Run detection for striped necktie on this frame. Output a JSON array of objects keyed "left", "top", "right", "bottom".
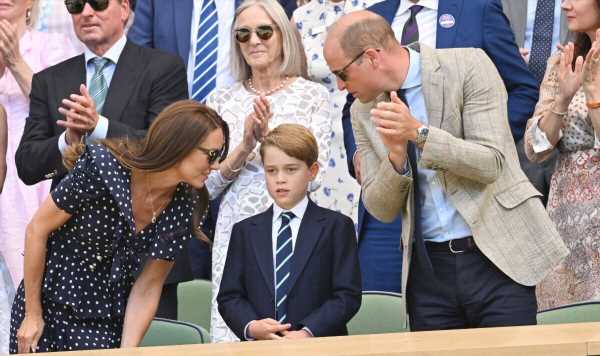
[
  {"left": 89, "top": 57, "right": 110, "bottom": 114},
  {"left": 401, "top": 5, "right": 424, "bottom": 46},
  {"left": 275, "top": 211, "right": 295, "bottom": 323},
  {"left": 191, "top": 0, "right": 218, "bottom": 103},
  {"left": 529, "top": 0, "right": 555, "bottom": 84}
]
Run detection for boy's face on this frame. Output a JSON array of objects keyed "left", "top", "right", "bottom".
[{"left": 262, "top": 146, "right": 319, "bottom": 210}]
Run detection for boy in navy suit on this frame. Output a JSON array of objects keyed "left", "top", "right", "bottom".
[{"left": 217, "top": 124, "right": 361, "bottom": 341}]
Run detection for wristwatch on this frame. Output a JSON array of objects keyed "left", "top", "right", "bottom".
[{"left": 416, "top": 125, "right": 429, "bottom": 149}]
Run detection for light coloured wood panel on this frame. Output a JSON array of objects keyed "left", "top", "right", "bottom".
[
  {"left": 588, "top": 341, "right": 600, "bottom": 355},
  {"left": 33, "top": 322, "right": 600, "bottom": 356}
]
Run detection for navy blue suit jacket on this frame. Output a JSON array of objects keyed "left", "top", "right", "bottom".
[
  {"left": 347, "top": 0, "right": 539, "bottom": 235},
  {"left": 217, "top": 200, "right": 362, "bottom": 340}
]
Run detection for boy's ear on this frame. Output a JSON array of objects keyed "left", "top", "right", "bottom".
[{"left": 309, "top": 162, "right": 319, "bottom": 180}]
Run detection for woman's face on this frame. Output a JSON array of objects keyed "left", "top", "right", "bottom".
[
  {"left": 234, "top": 5, "right": 283, "bottom": 72},
  {"left": 562, "top": 0, "right": 600, "bottom": 34},
  {"left": 176, "top": 128, "right": 225, "bottom": 189},
  {"left": 0, "top": 0, "right": 32, "bottom": 24}
]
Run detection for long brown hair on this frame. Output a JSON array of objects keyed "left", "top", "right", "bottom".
[
  {"left": 572, "top": 0, "right": 600, "bottom": 68},
  {"left": 64, "top": 100, "right": 230, "bottom": 242}
]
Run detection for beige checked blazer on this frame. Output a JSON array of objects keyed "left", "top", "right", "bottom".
[{"left": 351, "top": 45, "right": 568, "bottom": 294}]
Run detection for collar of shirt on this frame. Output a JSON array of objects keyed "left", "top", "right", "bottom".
[
  {"left": 401, "top": 47, "right": 422, "bottom": 90},
  {"left": 272, "top": 195, "right": 310, "bottom": 224},
  {"left": 397, "top": 0, "right": 438, "bottom": 15},
  {"left": 84, "top": 34, "right": 127, "bottom": 65}
]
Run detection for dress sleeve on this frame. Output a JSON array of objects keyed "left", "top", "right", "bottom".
[
  {"left": 50, "top": 146, "right": 102, "bottom": 214},
  {"left": 149, "top": 227, "right": 191, "bottom": 261},
  {"left": 524, "top": 54, "right": 562, "bottom": 163},
  {"left": 307, "top": 84, "right": 332, "bottom": 192}
]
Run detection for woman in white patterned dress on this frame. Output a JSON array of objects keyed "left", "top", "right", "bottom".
[
  {"left": 206, "top": 0, "right": 331, "bottom": 342},
  {"left": 292, "top": 0, "right": 382, "bottom": 221}
]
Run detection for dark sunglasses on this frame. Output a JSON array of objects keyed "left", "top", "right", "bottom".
[
  {"left": 65, "top": 0, "right": 110, "bottom": 14},
  {"left": 234, "top": 25, "right": 275, "bottom": 43},
  {"left": 196, "top": 146, "right": 226, "bottom": 165},
  {"left": 332, "top": 50, "right": 366, "bottom": 82}
]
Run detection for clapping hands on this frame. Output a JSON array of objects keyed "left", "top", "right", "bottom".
[{"left": 242, "top": 95, "right": 273, "bottom": 152}]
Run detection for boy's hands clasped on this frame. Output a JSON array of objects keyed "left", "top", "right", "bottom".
[{"left": 247, "top": 318, "right": 312, "bottom": 340}]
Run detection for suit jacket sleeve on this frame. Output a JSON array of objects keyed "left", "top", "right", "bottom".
[
  {"left": 106, "top": 53, "right": 188, "bottom": 139},
  {"left": 351, "top": 103, "right": 411, "bottom": 222},
  {"left": 15, "top": 73, "right": 67, "bottom": 185},
  {"left": 127, "top": 0, "right": 155, "bottom": 48},
  {"left": 483, "top": 0, "right": 538, "bottom": 142},
  {"left": 217, "top": 222, "right": 260, "bottom": 341},
  {"left": 420, "top": 49, "right": 508, "bottom": 185},
  {"left": 298, "top": 215, "right": 361, "bottom": 336}
]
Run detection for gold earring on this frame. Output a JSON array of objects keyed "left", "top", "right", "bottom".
[{"left": 26, "top": 8, "right": 32, "bottom": 26}]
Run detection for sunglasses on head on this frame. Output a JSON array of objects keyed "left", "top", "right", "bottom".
[
  {"left": 64, "top": 0, "right": 110, "bottom": 14},
  {"left": 196, "top": 146, "right": 226, "bottom": 165},
  {"left": 234, "top": 25, "right": 275, "bottom": 43}
]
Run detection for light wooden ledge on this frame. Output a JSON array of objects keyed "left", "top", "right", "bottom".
[{"left": 37, "top": 322, "right": 600, "bottom": 356}]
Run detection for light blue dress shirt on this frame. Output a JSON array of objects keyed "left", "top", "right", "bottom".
[
  {"left": 524, "top": 0, "right": 562, "bottom": 54},
  {"left": 58, "top": 35, "right": 127, "bottom": 154},
  {"left": 402, "top": 48, "right": 472, "bottom": 243}
]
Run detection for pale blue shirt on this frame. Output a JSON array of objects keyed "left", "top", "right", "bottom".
[
  {"left": 403, "top": 48, "right": 472, "bottom": 243},
  {"left": 524, "top": 0, "right": 562, "bottom": 54},
  {"left": 58, "top": 34, "right": 127, "bottom": 154}
]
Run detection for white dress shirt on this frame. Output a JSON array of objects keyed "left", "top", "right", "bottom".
[
  {"left": 187, "top": 0, "right": 236, "bottom": 94},
  {"left": 58, "top": 34, "right": 128, "bottom": 154},
  {"left": 391, "top": 0, "right": 438, "bottom": 48}
]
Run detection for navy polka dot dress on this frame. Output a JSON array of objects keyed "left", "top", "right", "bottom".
[{"left": 9, "top": 144, "right": 194, "bottom": 353}]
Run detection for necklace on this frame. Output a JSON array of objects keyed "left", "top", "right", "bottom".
[
  {"left": 247, "top": 76, "right": 289, "bottom": 96},
  {"left": 145, "top": 173, "right": 171, "bottom": 224}
]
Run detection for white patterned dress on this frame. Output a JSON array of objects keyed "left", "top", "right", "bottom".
[
  {"left": 293, "top": 0, "right": 383, "bottom": 223},
  {"left": 206, "top": 77, "right": 331, "bottom": 342}
]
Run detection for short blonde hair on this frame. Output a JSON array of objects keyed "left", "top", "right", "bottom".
[
  {"left": 259, "top": 124, "right": 318, "bottom": 167},
  {"left": 230, "top": 0, "right": 304, "bottom": 81}
]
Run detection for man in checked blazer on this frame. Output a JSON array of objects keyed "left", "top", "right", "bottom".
[{"left": 324, "top": 11, "right": 568, "bottom": 331}]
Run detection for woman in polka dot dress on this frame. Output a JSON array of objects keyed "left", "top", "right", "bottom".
[{"left": 9, "top": 101, "right": 229, "bottom": 353}]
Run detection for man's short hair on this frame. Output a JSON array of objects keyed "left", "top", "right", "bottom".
[
  {"left": 259, "top": 124, "right": 318, "bottom": 167},
  {"left": 339, "top": 15, "right": 396, "bottom": 60}
]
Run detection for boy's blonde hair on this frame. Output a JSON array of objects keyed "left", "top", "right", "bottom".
[{"left": 259, "top": 124, "right": 318, "bottom": 167}]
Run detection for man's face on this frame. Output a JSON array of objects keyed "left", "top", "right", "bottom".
[
  {"left": 324, "top": 42, "right": 380, "bottom": 103},
  {"left": 71, "top": 0, "right": 129, "bottom": 51}
]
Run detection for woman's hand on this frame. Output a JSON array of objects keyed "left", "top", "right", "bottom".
[
  {"left": 556, "top": 42, "right": 584, "bottom": 110},
  {"left": 0, "top": 19, "right": 23, "bottom": 70},
  {"left": 583, "top": 29, "right": 600, "bottom": 101},
  {"left": 242, "top": 113, "right": 260, "bottom": 152},
  {"left": 253, "top": 95, "right": 272, "bottom": 142},
  {"left": 16, "top": 313, "right": 45, "bottom": 353}
]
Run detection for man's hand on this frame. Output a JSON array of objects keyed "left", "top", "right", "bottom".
[
  {"left": 248, "top": 318, "right": 291, "bottom": 340},
  {"left": 282, "top": 329, "right": 312, "bottom": 339},
  {"left": 57, "top": 84, "right": 100, "bottom": 142},
  {"left": 519, "top": 47, "right": 530, "bottom": 63},
  {"left": 371, "top": 91, "right": 420, "bottom": 151}
]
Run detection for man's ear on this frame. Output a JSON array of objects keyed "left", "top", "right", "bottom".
[
  {"left": 364, "top": 48, "right": 380, "bottom": 67},
  {"left": 308, "top": 162, "right": 319, "bottom": 180}
]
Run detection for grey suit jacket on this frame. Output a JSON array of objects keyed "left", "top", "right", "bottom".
[
  {"left": 350, "top": 46, "right": 568, "bottom": 294},
  {"left": 501, "top": 0, "right": 572, "bottom": 47}
]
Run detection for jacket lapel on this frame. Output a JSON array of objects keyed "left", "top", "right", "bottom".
[
  {"left": 102, "top": 41, "right": 142, "bottom": 123},
  {"left": 287, "top": 200, "right": 324, "bottom": 293},
  {"left": 250, "top": 207, "right": 276, "bottom": 297},
  {"left": 435, "top": 0, "right": 462, "bottom": 48},
  {"left": 420, "top": 46, "right": 444, "bottom": 128},
  {"left": 174, "top": 0, "right": 193, "bottom": 64},
  {"left": 59, "top": 55, "right": 87, "bottom": 115}
]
